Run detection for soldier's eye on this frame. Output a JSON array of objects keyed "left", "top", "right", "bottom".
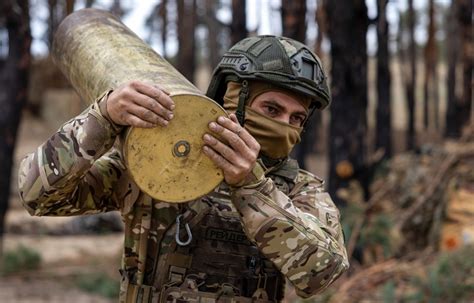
[
  {"left": 290, "top": 114, "right": 306, "bottom": 126},
  {"left": 265, "top": 106, "right": 279, "bottom": 116}
]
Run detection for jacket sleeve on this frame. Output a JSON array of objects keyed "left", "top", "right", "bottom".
[
  {"left": 17, "top": 99, "right": 128, "bottom": 216},
  {"left": 231, "top": 168, "right": 349, "bottom": 298}
]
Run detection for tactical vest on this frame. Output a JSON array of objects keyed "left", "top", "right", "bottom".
[{"left": 123, "top": 160, "right": 299, "bottom": 303}]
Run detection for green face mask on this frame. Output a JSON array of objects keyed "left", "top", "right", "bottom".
[{"left": 244, "top": 106, "right": 302, "bottom": 159}]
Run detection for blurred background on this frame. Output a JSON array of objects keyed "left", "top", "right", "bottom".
[{"left": 0, "top": 0, "right": 472, "bottom": 302}]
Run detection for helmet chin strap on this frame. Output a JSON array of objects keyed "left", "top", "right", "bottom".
[{"left": 235, "top": 80, "right": 249, "bottom": 126}]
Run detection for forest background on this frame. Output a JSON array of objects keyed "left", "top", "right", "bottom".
[{"left": 0, "top": 0, "right": 472, "bottom": 302}]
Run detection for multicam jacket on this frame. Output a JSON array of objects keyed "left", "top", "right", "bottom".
[{"left": 18, "top": 101, "right": 349, "bottom": 302}]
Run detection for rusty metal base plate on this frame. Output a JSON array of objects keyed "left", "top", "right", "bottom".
[{"left": 123, "top": 94, "right": 228, "bottom": 203}]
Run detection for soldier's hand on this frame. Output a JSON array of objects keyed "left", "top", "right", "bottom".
[
  {"left": 202, "top": 113, "right": 260, "bottom": 186},
  {"left": 106, "top": 80, "right": 175, "bottom": 128}
]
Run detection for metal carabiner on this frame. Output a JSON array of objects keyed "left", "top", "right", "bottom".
[{"left": 175, "top": 214, "right": 192, "bottom": 246}]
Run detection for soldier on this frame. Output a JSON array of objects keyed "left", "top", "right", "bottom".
[{"left": 18, "top": 36, "right": 348, "bottom": 302}]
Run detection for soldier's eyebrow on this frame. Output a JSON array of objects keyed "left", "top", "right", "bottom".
[
  {"left": 262, "top": 100, "right": 285, "bottom": 111},
  {"left": 262, "top": 99, "right": 308, "bottom": 116}
]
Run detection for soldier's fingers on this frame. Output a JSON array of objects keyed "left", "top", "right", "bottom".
[
  {"left": 127, "top": 103, "right": 169, "bottom": 127},
  {"left": 212, "top": 115, "right": 259, "bottom": 156},
  {"left": 125, "top": 114, "right": 156, "bottom": 128},
  {"left": 132, "top": 81, "right": 175, "bottom": 111},
  {"left": 208, "top": 121, "right": 249, "bottom": 155},
  {"left": 152, "top": 84, "right": 170, "bottom": 95},
  {"left": 203, "top": 133, "right": 239, "bottom": 163},
  {"left": 131, "top": 92, "right": 174, "bottom": 121},
  {"left": 228, "top": 114, "right": 260, "bottom": 152},
  {"left": 202, "top": 145, "right": 234, "bottom": 171}
]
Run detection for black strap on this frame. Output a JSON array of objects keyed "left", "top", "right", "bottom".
[{"left": 236, "top": 80, "right": 249, "bottom": 125}]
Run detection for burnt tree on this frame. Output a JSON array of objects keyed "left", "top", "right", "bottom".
[
  {"left": 326, "top": 1, "right": 369, "bottom": 204},
  {"left": 205, "top": 0, "right": 222, "bottom": 68},
  {"left": 47, "top": 0, "right": 75, "bottom": 47},
  {"left": 457, "top": 0, "right": 472, "bottom": 132},
  {"left": 459, "top": 0, "right": 474, "bottom": 130},
  {"left": 314, "top": 0, "right": 328, "bottom": 57},
  {"left": 230, "top": 0, "right": 247, "bottom": 46},
  {"left": 423, "top": 0, "right": 439, "bottom": 131},
  {"left": 109, "top": 0, "right": 125, "bottom": 18},
  {"left": 176, "top": 0, "right": 197, "bottom": 82},
  {"left": 375, "top": 0, "right": 392, "bottom": 159},
  {"left": 281, "top": 0, "right": 306, "bottom": 42},
  {"left": 0, "top": 0, "right": 31, "bottom": 253},
  {"left": 145, "top": 0, "right": 168, "bottom": 59},
  {"left": 85, "top": 0, "right": 95, "bottom": 8},
  {"left": 402, "top": 0, "right": 417, "bottom": 150},
  {"left": 445, "top": 0, "right": 460, "bottom": 137},
  {"left": 445, "top": 0, "right": 472, "bottom": 137}
]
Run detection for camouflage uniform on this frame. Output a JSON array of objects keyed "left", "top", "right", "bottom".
[{"left": 18, "top": 96, "right": 349, "bottom": 302}]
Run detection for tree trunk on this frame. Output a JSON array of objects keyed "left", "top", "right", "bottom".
[
  {"left": 85, "top": 0, "right": 95, "bottom": 8},
  {"left": 445, "top": 0, "right": 460, "bottom": 137},
  {"left": 405, "top": 0, "right": 417, "bottom": 150},
  {"left": 281, "top": 0, "right": 306, "bottom": 42},
  {"left": 230, "top": 0, "right": 247, "bottom": 46},
  {"left": 160, "top": 0, "right": 168, "bottom": 59},
  {"left": 458, "top": 0, "right": 472, "bottom": 131},
  {"left": 375, "top": 0, "right": 391, "bottom": 159},
  {"left": 423, "top": 0, "right": 438, "bottom": 132},
  {"left": 47, "top": 0, "right": 59, "bottom": 47},
  {"left": 47, "top": 0, "right": 75, "bottom": 47},
  {"left": 176, "top": 0, "right": 196, "bottom": 82},
  {"left": 0, "top": 0, "right": 31, "bottom": 254},
  {"left": 205, "top": 0, "right": 220, "bottom": 68},
  {"left": 326, "top": 0, "right": 369, "bottom": 205},
  {"left": 66, "top": 0, "right": 75, "bottom": 15},
  {"left": 110, "top": 0, "right": 125, "bottom": 18},
  {"left": 314, "top": 0, "right": 327, "bottom": 57},
  {"left": 445, "top": 0, "right": 472, "bottom": 137}
]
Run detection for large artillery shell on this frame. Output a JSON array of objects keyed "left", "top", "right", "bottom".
[{"left": 52, "top": 8, "right": 227, "bottom": 203}]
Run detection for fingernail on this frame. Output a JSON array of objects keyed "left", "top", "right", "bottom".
[
  {"left": 217, "top": 116, "right": 226, "bottom": 123},
  {"left": 209, "top": 122, "right": 217, "bottom": 129},
  {"left": 203, "top": 134, "right": 210, "bottom": 141},
  {"left": 162, "top": 120, "right": 168, "bottom": 126},
  {"left": 168, "top": 113, "right": 174, "bottom": 120},
  {"left": 170, "top": 104, "right": 175, "bottom": 110}
]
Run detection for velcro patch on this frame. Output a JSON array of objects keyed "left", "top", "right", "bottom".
[
  {"left": 263, "top": 59, "right": 284, "bottom": 71},
  {"left": 206, "top": 227, "right": 251, "bottom": 245}
]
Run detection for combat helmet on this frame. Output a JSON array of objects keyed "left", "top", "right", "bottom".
[{"left": 206, "top": 35, "right": 331, "bottom": 126}]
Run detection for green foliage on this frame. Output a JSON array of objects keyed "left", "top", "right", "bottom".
[
  {"left": 414, "top": 245, "right": 474, "bottom": 302},
  {"left": 341, "top": 202, "right": 396, "bottom": 260},
  {"left": 1, "top": 245, "right": 41, "bottom": 275},
  {"left": 381, "top": 280, "right": 396, "bottom": 303},
  {"left": 75, "top": 272, "right": 120, "bottom": 299},
  {"left": 359, "top": 214, "right": 395, "bottom": 258},
  {"left": 340, "top": 204, "right": 364, "bottom": 242},
  {"left": 376, "top": 245, "right": 474, "bottom": 302},
  {"left": 297, "top": 288, "right": 334, "bottom": 303}
]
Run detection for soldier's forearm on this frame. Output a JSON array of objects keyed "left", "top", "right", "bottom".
[
  {"left": 18, "top": 101, "right": 119, "bottom": 214},
  {"left": 231, "top": 179, "right": 349, "bottom": 297}
]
